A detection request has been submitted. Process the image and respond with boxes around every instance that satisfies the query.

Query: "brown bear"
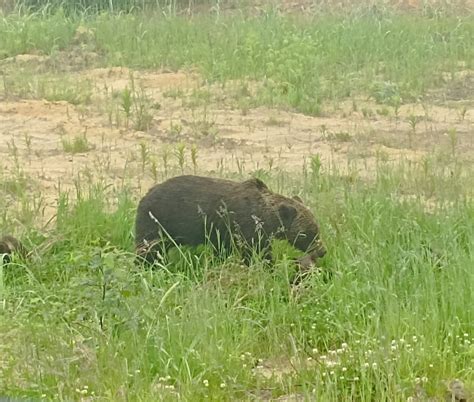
[0,235,27,264]
[135,175,326,269]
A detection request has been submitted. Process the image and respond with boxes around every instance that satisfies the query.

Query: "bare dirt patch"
[1,63,473,224]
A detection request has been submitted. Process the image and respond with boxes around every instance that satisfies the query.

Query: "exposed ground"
[1,53,473,222]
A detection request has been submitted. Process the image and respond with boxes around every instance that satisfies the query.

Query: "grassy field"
[1,1,474,401]
[1,4,473,114]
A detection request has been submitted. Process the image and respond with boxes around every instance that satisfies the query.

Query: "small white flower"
[312,348,318,354]
[220,383,226,389]
[203,379,209,387]
[342,367,347,372]
[353,376,360,381]
[341,343,348,349]
[372,362,377,369]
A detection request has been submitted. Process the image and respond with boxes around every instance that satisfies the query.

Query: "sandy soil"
[1,53,473,223]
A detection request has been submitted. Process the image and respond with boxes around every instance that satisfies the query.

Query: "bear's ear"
[244,177,268,191]
[292,195,304,203]
[278,203,297,227]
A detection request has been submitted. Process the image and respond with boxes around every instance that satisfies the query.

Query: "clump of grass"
[371,80,402,105]
[190,144,198,174]
[323,130,352,142]
[174,142,186,173]
[0,170,29,196]
[2,71,93,104]
[61,133,92,154]
[407,114,422,147]
[163,87,185,99]
[191,119,218,138]
[118,77,154,131]
[447,127,458,157]
[41,79,93,105]
[120,86,133,128]
[138,141,149,173]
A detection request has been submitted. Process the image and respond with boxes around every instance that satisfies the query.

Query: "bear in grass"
[135,175,326,269]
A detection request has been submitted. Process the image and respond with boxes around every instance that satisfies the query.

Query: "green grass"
[1,10,473,114]
[0,9,77,57]
[1,72,93,104]
[0,3,473,400]
[7,0,227,14]
[1,154,473,400]
[61,133,92,153]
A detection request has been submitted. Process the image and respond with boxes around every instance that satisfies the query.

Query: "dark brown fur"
[0,235,27,264]
[135,175,326,267]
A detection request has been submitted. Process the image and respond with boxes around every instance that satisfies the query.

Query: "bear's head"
[278,197,326,263]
